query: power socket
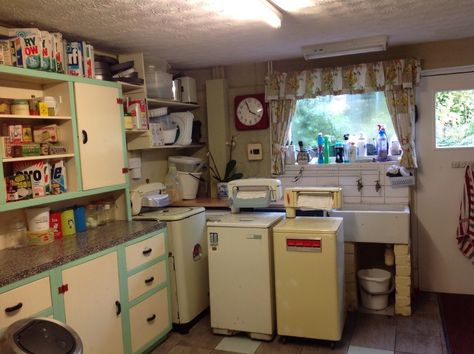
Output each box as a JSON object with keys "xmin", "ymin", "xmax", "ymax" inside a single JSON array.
[{"xmin": 247, "ymin": 143, "xmax": 262, "ymax": 160}]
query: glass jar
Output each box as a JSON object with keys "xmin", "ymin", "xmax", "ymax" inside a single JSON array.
[
  {"xmin": 97, "ymin": 204, "xmax": 106, "ymax": 226},
  {"xmin": 103, "ymin": 202, "xmax": 115, "ymax": 223},
  {"xmin": 11, "ymin": 99, "xmax": 29, "ymax": 116},
  {"xmin": 86, "ymin": 204, "xmax": 99, "ymax": 228},
  {"xmin": 6, "ymin": 219, "xmax": 28, "ymax": 248}
]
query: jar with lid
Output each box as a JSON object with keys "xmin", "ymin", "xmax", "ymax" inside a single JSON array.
[
  {"xmin": 103, "ymin": 202, "xmax": 115, "ymax": 223},
  {"xmin": 11, "ymin": 99, "xmax": 29, "ymax": 116},
  {"xmin": 6, "ymin": 218, "xmax": 28, "ymax": 248},
  {"xmin": 86, "ymin": 204, "xmax": 99, "ymax": 228},
  {"xmin": 97, "ymin": 204, "xmax": 106, "ymax": 226}
]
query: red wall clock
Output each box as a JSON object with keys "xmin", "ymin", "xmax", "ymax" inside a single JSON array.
[{"xmin": 234, "ymin": 93, "xmax": 269, "ymax": 131}]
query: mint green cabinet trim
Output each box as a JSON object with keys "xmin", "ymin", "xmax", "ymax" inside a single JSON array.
[
  {"xmin": 118, "ymin": 85, "xmax": 132, "ymax": 221},
  {"xmin": 134, "ymin": 324, "xmax": 173, "ymax": 354},
  {"xmin": 128, "ymin": 281, "xmax": 169, "ymax": 308},
  {"xmin": 33, "ymin": 307, "xmax": 54, "ymax": 319},
  {"xmin": 117, "ymin": 240, "xmax": 133, "ymax": 354},
  {"xmin": 0, "ymin": 271, "xmax": 50, "ymax": 294},
  {"xmin": 69, "ymin": 81, "xmax": 83, "ymax": 192},
  {"xmin": 0, "ymin": 156, "xmax": 5, "ymax": 204},
  {"xmin": 0, "ymin": 184, "xmax": 128, "ymax": 212},
  {"xmin": 49, "ymin": 268, "xmax": 66, "ymax": 323},
  {"xmin": 126, "ymin": 254, "xmax": 168, "ymax": 278}
]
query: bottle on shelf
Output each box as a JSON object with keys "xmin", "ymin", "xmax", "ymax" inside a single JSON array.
[
  {"xmin": 296, "ymin": 141, "xmax": 310, "ymax": 165},
  {"xmin": 343, "ymin": 134, "xmax": 350, "ymax": 163},
  {"xmin": 334, "ymin": 141, "xmax": 344, "ymax": 163},
  {"xmin": 377, "ymin": 125, "xmax": 388, "ymax": 161},
  {"xmin": 357, "ymin": 132, "xmax": 367, "ymax": 159},
  {"xmin": 323, "ymin": 135, "xmax": 330, "ymax": 164},
  {"xmin": 390, "ymin": 135, "xmax": 401, "ymax": 156},
  {"xmin": 317, "ymin": 133, "xmax": 324, "ymax": 164},
  {"xmin": 348, "ymin": 142, "xmax": 357, "ymax": 162}
]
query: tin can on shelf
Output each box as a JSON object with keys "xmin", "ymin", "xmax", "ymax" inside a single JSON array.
[{"xmin": 11, "ymin": 99, "xmax": 29, "ymax": 116}]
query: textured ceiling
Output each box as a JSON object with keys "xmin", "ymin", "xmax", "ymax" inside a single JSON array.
[{"xmin": 0, "ymin": 0, "xmax": 473, "ymax": 69}]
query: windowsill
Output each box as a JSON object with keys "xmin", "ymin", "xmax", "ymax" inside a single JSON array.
[{"xmin": 284, "ymin": 157, "xmax": 400, "ymax": 172}]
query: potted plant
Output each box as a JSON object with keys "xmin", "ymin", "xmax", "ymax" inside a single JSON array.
[{"xmin": 207, "ymin": 136, "xmax": 243, "ymax": 199}]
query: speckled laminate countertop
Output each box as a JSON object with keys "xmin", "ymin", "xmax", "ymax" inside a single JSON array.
[{"xmin": 0, "ymin": 220, "xmax": 165, "ymax": 288}]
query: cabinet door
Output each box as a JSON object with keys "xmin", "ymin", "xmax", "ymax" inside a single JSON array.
[
  {"xmin": 74, "ymin": 82, "xmax": 126, "ymax": 190},
  {"xmin": 62, "ymin": 252, "xmax": 123, "ymax": 354}
]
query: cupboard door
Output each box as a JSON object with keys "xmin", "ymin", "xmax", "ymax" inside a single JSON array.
[
  {"xmin": 62, "ymin": 252, "xmax": 123, "ymax": 354},
  {"xmin": 74, "ymin": 82, "xmax": 126, "ymax": 190}
]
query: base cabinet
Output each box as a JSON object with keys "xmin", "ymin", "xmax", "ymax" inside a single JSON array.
[{"xmin": 62, "ymin": 252, "xmax": 124, "ymax": 354}]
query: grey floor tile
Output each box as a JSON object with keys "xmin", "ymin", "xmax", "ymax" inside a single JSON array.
[
  {"xmin": 395, "ymin": 332, "xmax": 443, "ymax": 354},
  {"xmin": 350, "ymin": 313, "xmax": 396, "ymax": 351},
  {"xmin": 396, "ymin": 312, "xmax": 443, "ymax": 337},
  {"xmin": 166, "ymin": 345, "xmax": 214, "ymax": 354}
]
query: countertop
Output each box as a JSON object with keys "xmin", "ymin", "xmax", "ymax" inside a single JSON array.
[
  {"xmin": 0, "ymin": 220, "xmax": 165, "ymax": 288},
  {"xmin": 171, "ymin": 198, "xmax": 285, "ymax": 209}
]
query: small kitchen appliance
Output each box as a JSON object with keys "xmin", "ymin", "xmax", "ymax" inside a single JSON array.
[
  {"xmin": 131, "ymin": 183, "xmax": 208, "ymax": 333},
  {"xmin": 207, "ymin": 178, "xmax": 284, "ymax": 340},
  {"xmin": 273, "ymin": 186, "xmax": 345, "ymax": 345}
]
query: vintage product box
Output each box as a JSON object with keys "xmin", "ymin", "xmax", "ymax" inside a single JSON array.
[
  {"xmin": 13, "ymin": 160, "xmax": 51, "ymax": 197},
  {"xmin": 12, "ymin": 143, "xmax": 41, "ymax": 158},
  {"xmin": 5, "ymin": 173, "xmax": 33, "ymax": 202},
  {"xmin": 83, "ymin": 42, "xmax": 95, "ymax": 78},
  {"xmin": 0, "ymin": 40, "xmax": 13, "ymax": 66},
  {"xmin": 51, "ymin": 160, "xmax": 67, "ymax": 194},
  {"xmin": 128, "ymin": 100, "xmax": 148, "ymax": 130},
  {"xmin": 9, "ymin": 28, "xmax": 42, "ymax": 70},
  {"xmin": 40, "ymin": 31, "xmax": 52, "ymax": 71},
  {"xmin": 9, "ymin": 125, "xmax": 23, "ymax": 144},
  {"xmin": 66, "ymin": 41, "xmax": 84, "ymax": 76},
  {"xmin": 51, "ymin": 33, "xmax": 64, "ymax": 73},
  {"xmin": 33, "ymin": 124, "xmax": 58, "ymax": 143}
]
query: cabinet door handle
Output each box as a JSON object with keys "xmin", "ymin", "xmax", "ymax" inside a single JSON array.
[
  {"xmin": 146, "ymin": 314, "xmax": 156, "ymax": 323},
  {"xmin": 82, "ymin": 130, "xmax": 88, "ymax": 144},
  {"xmin": 142, "ymin": 248, "xmax": 152, "ymax": 256},
  {"xmin": 144, "ymin": 276, "xmax": 155, "ymax": 285},
  {"xmin": 115, "ymin": 300, "xmax": 121, "ymax": 316},
  {"xmin": 5, "ymin": 302, "xmax": 23, "ymax": 314}
]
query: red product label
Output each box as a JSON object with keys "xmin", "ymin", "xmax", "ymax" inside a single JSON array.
[
  {"xmin": 50, "ymin": 211, "xmax": 63, "ymax": 239},
  {"xmin": 286, "ymin": 238, "xmax": 321, "ymax": 248}
]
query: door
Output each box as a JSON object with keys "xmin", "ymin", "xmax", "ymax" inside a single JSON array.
[
  {"xmin": 416, "ymin": 69, "xmax": 474, "ymax": 294},
  {"xmin": 62, "ymin": 252, "xmax": 123, "ymax": 354},
  {"xmin": 74, "ymin": 82, "xmax": 126, "ymax": 190}
]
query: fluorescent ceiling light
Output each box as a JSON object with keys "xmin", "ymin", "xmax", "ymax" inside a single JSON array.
[
  {"xmin": 302, "ymin": 36, "xmax": 388, "ymax": 60},
  {"xmin": 204, "ymin": 0, "xmax": 282, "ymax": 28},
  {"xmin": 270, "ymin": 0, "xmax": 316, "ymax": 12}
]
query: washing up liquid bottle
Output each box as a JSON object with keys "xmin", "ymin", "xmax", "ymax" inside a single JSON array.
[
  {"xmin": 323, "ymin": 135, "xmax": 330, "ymax": 164},
  {"xmin": 377, "ymin": 125, "xmax": 388, "ymax": 161},
  {"xmin": 357, "ymin": 132, "xmax": 367, "ymax": 159},
  {"xmin": 317, "ymin": 133, "xmax": 324, "ymax": 164},
  {"xmin": 343, "ymin": 134, "xmax": 350, "ymax": 163}
]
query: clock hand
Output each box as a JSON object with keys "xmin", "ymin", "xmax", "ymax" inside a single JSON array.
[{"xmin": 245, "ymin": 101, "xmax": 258, "ymax": 116}]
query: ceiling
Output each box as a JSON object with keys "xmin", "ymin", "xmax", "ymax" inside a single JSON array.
[{"xmin": 1, "ymin": 0, "xmax": 474, "ymax": 70}]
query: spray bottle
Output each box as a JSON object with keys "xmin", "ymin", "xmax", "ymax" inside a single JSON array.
[
  {"xmin": 377, "ymin": 125, "xmax": 388, "ymax": 161},
  {"xmin": 317, "ymin": 133, "xmax": 324, "ymax": 164}
]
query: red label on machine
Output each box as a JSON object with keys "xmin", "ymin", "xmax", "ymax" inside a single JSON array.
[{"xmin": 286, "ymin": 238, "xmax": 321, "ymax": 252}]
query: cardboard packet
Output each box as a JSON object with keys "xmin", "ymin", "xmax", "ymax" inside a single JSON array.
[
  {"xmin": 83, "ymin": 43, "xmax": 95, "ymax": 78},
  {"xmin": 52, "ymin": 33, "xmax": 64, "ymax": 73},
  {"xmin": 5, "ymin": 173, "xmax": 33, "ymax": 202},
  {"xmin": 33, "ymin": 124, "xmax": 58, "ymax": 143},
  {"xmin": 13, "ymin": 160, "xmax": 51, "ymax": 197},
  {"xmin": 66, "ymin": 41, "xmax": 84, "ymax": 76},
  {"xmin": 9, "ymin": 28, "xmax": 42, "ymax": 70},
  {"xmin": 0, "ymin": 40, "xmax": 13, "ymax": 66},
  {"xmin": 51, "ymin": 160, "xmax": 67, "ymax": 194},
  {"xmin": 40, "ymin": 31, "xmax": 52, "ymax": 71}
]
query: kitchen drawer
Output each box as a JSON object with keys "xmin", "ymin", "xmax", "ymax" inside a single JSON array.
[
  {"xmin": 0, "ymin": 277, "xmax": 51, "ymax": 330},
  {"xmin": 128, "ymin": 260, "xmax": 167, "ymax": 301},
  {"xmin": 125, "ymin": 232, "xmax": 165, "ymax": 271},
  {"xmin": 130, "ymin": 287, "xmax": 170, "ymax": 353}
]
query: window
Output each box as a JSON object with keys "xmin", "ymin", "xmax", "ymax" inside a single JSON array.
[
  {"xmin": 435, "ymin": 89, "xmax": 474, "ymax": 148},
  {"xmin": 289, "ymin": 92, "xmax": 396, "ymax": 160}
]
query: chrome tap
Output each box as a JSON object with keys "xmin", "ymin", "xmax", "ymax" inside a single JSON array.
[
  {"xmin": 375, "ymin": 180, "xmax": 381, "ymax": 192},
  {"xmin": 357, "ymin": 178, "xmax": 363, "ymax": 192}
]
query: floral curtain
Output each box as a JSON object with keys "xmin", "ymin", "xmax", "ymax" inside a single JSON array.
[
  {"xmin": 266, "ymin": 58, "xmax": 421, "ymax": 172},
  {"xmin": 269, "ymin": 99, "xmax": 296, "ymax": 175}
]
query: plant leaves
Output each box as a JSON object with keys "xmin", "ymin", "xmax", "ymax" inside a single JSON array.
[
  {"xmin": 224, "ymin": 160, "xmax": 237, "ymax": 179},
  {"xmin": 226, "ymin": 173, "xmax": 243, "ymax": 182}
]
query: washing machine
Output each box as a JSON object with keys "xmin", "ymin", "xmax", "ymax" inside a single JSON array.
[
  {"xmin": 273, "ymin": 216, "xmax": 345, "ymax": 342},
  {"xmin": 134, "ymin": 206, "xmax": 208, "ymax": 332},
  {"xmin": 207, "ymin": 212, "xmax": 284, "ymax": 340}
]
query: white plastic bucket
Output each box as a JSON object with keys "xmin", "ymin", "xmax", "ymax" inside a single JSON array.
[
  {"xmin": 177, "ymin": 171, "xmax": 201, "ymax": 199},
  {"xmin": 24, "ymin": 207, "xmax": 50, "ymax": 232},
  {"xmin": 357, "ymin": 268, "xmax": 393, "ymax": 310}
]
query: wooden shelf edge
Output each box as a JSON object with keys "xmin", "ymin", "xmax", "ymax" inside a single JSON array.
[
  {"xmin": 0, "ymin": 114, "xmax": 72, "ymax": 120},
  {"xmin": 2, "ymin": 153, "xmax": 75, "ymax": 163},
  {"xmin": 127, "ymin": 143, "xmax": 205, "ymax": 151}
]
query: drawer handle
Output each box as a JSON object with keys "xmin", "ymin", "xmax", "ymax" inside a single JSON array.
[
  {"xmin": 144, "ymin": 276, "xmax": 155, "ymax": 285},
  {"xmin": 142, "ymin": 248, "xmax": 152, "ymax": 256},
  {"xmin": 115, "ymin": 300, "xmax": 121, "ymax": 316},
  {"xmin": 82, "ymin": 130, "xmax": 88, "ymax": 144},
  {"xmin": 147, "ymin": 314, "xmax": 156, "ymax": 323},
  {"xmin": 5, "ymin": 302, "xmax": 23, "ymax": 314}
]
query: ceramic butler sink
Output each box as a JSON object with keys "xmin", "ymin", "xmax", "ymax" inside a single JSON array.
[{"xmin": 329, "ymin": 204, "xmax": 410, "ymax": 244}]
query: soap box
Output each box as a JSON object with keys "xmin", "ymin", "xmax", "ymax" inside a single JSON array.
[
  {"xmin": 33, "ymin": 124, "xmax": 58, "ymax": 143},
  {"xmin": 51, "ymin": 33, "xmax": 64, "ymax": 73},
  {"xmin": 83, "ymin": 42, "xmax": 95, "ymax": 78},
  {"xmin": 9, "ymin": 28, "xmax": 42, "ymax": 70},
  {"xmin": 40, "ymin": 31, "xmax": 52, "ymax": 71},
  {"xmin": 51, "ymin": 160, "xmax": 67, "ymax": 194},
  {"xmin": 66, "ymin": 41, "xmax": 84, "ymax": 76},
  {"xmin": 13, "ymin": 160, "xmax": 51, "ymax": 197}
]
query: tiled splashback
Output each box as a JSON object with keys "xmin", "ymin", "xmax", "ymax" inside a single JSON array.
[{"xmin": 279, "ymin": 162, "xmax": 410, "ymax": 205}]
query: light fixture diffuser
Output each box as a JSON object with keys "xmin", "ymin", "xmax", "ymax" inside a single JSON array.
[{"xmin": 302, "ymin": 36, "xmax": 388, "ymax": 60}]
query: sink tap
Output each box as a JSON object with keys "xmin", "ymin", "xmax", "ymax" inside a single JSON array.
[
  {"xmin": 375, "ymin": 180, "xmax": 381, "ymax": 192},
  {"xmin": 357, "ymin": 178, "xmax": 363, "ymax": 192}
]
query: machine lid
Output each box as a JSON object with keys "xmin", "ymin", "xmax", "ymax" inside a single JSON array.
[
  {"xmin": 13, "ymin": 319, "xmax": 77, "ymax": 354},
  {"xmin": 206, "ymin": 212, "xmax": 284, "ymax": 228},
  {"xmin": 273, "ymin": 217, "xmax": 342, "ymax": 234},
  {"xmin": 134, "ymin": 207, "xmax": 205, "ymax": 221}
]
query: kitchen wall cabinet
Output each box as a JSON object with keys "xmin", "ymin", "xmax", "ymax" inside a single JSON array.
[
  {"xmin": 61, "ymin": 251, "xmax": 124, "ymax": 354},
  {"xmin": 0, "ymin": 65, "xmax": 130, "ymax": 219},
  {"xmin": 74, "ymin": 82, "xmax": 126, "ymax": 189}
]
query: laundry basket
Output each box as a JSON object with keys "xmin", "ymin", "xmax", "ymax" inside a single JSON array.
[{"xmin": 357, "ymin": 268, "xmax": 394, "ymax": 310}]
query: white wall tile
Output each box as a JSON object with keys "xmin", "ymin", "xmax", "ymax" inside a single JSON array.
[
  {"xmin": 384, "ymin": 197, "xmax": 409, "ymax": 204},
  {"xmin": 385, "ymin": 186, "xmax": 409, "ymax": 197},
  {"xmin": 361, "ymin": 196, "xmax": 385, "ymax": 204}
]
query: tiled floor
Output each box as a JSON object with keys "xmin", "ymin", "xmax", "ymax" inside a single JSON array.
[{"xmin": 150, "ymin": 292, "xmax": 447, "ymax": 354}]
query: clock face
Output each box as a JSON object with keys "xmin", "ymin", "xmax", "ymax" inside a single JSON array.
[{"xmin": 236, "ymin": 97, "xmax": 264, "ymax": 126}]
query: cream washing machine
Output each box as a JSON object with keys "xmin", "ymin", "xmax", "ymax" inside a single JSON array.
[
  {"xmin": 207, "ymin": 212, "xmax": 284, "ymax": 340},
  {"xmin": 134, "ymin": 207, "xmax": 209, "ymax": 332},
  {"xmin": 273, "ymin": 217, "xmax": 345, "ymax": 343}
]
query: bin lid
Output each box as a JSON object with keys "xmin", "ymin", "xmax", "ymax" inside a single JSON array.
[{"xmin": 12, "ymin": 319, "xmax": 79, "ymax": 354}]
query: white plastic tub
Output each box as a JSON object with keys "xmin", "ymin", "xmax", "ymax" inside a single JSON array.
[
  {"xmin": 357, "ymin": 268, "xmax": 393, "ymax": 310},
  {"xmin": 177, "ymin": 171, "xmax": 201, "ymax": 199}
]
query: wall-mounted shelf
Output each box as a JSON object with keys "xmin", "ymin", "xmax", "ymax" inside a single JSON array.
[
  {"xmin": 118, "ymin": 81, "xmax": 144, "ymax": 94},
  {"xmin": 3, "ymin": 153, "xmax": 75, "ymax": 163},
  {"xmin": 146, "ymin": 97, "xmax": 199, "ymax": 111},
  {"xmin": 0, "ymin": 114, "xmax": 72, "ymax": 121},
  {"xmin": 127, "ymin": 142, "xmax": 205, "ymax": 151}
]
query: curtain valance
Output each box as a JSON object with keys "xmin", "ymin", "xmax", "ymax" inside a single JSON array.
[{"xmin": 266, "ymin": 58, "xmax": 421, "ymax": 100}]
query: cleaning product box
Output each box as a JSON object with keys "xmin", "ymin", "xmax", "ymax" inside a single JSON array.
[
  {"xmin": 9, "ymin": 28, "xmax": 42, "ymax": 70},
  {"xmin": 13, "ymin": 160, "xmax": 51, "ymax": 197},
  {"xmin": 83, "ymin": 42, "xmax": 95, "ymax": 78},
  {"xmin": 33, "ymin": 124, "xmax": 59, "ymax": 143},
  {"xmin": 5, "ymin": 173, "xmax": 33, "ymax": 202},
  {"xmin": 0, "ymin": 40, "xmax": 13, "ymax": 66},
  {"xmin": 66, "ymin": 41, "xmax": 84, "ymax": 76},
  {"xmin": 51, "ymin": 160, "xmax": 67, "ymax": 194},
  {"xmin": 52, "ymin": 33, "xmax": 64, "ymax": 73},
  {"xmin": 40, "ymin": 31, "xmax": 52, "ymax": 71}
]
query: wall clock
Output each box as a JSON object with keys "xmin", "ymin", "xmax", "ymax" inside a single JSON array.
[{"xmin": 234, "ymin": 93, "xmax": 269, "ymax": 131}]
